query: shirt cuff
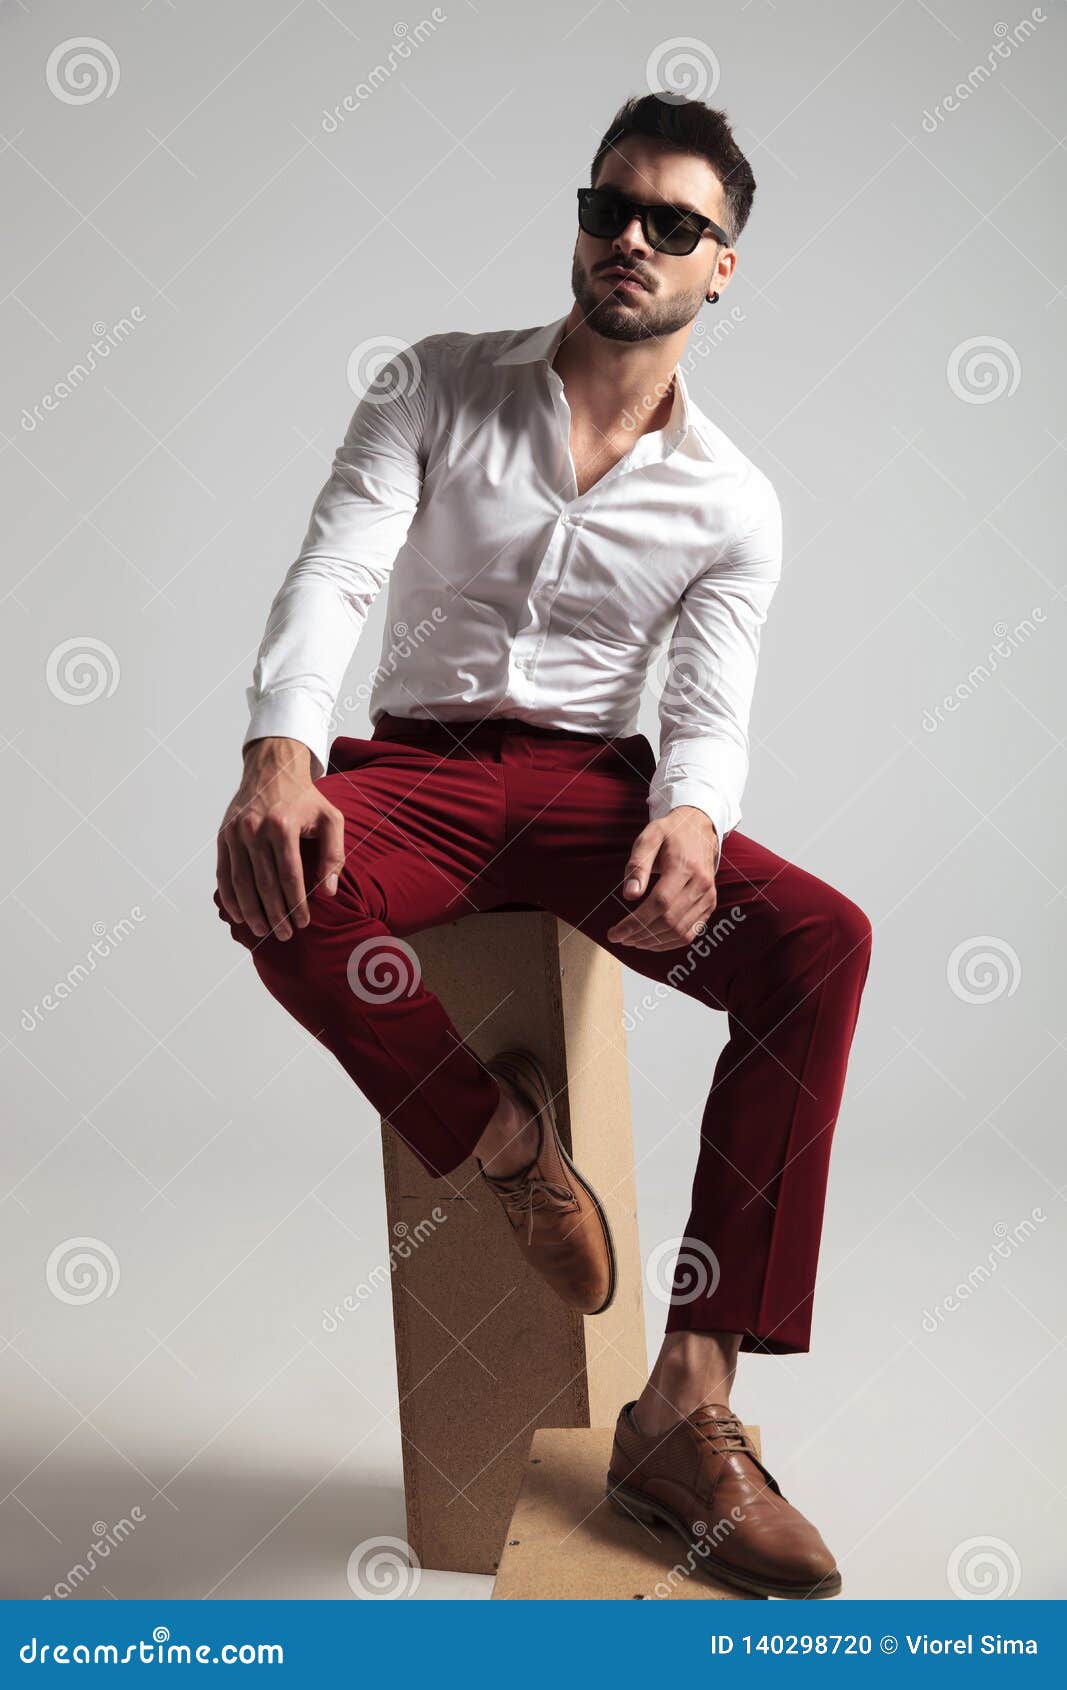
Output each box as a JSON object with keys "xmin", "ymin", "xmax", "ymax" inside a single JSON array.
[
  {"xmin": 242, "ymin": 690, "xmax": 331, "ymax": 780},
  {"xmin": 647, "ymin": 775, "xmax": 732, "ymax": 847}
]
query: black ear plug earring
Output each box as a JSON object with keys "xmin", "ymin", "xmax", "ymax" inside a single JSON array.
[{"xmin": 707, "ymin": 290, "xmax": 720, "ymax": 304}]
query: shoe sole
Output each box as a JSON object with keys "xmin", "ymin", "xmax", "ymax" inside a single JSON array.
[
  {"xmin": 489, "ymin": 1047, "xmax": 617, "ymax": 1316},
  {"xmin": 605, "ymin": 1481, "xmax": 842, "ymax": 1601}
]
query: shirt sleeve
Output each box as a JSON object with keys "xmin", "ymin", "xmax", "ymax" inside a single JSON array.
[
  {"xmin": 242, "ymin": 340, "xmax": 431, "ymax": 777},
  {"xmin": 647, "ymin": 470, "xmax": 783, "ymax": 844}
]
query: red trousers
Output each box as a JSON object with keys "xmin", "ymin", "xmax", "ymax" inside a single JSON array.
[{"xmin": 216, "ymin": 713, "xmax": 872, "ymax": 1354}]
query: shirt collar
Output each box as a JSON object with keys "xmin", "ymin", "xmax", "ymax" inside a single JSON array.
[
  {"xmin": 495, "ymin": 313, "xmax": 691, "ymax": 456},
  {"xmin": 493, "ymin": 314, "xmax": 569, "ymax": 368}
]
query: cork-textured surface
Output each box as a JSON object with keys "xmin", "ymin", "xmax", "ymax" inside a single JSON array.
[
  {"xmin": 381, "ymin": 910, "xmax": 649, "ymax": 1576},
  {"xmin": 492, "ymin": 1425, "xmax": 764, "ymax": 1601}
]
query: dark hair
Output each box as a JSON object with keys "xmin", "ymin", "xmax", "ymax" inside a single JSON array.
[{"xmin": 590, "ymin": 94, "xmax": 756, "ymax": 246}]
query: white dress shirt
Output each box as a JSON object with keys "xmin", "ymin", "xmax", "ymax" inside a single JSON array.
[{"xmin": 244, "ymin": 312, "xmax": 783, "ymax": 842}]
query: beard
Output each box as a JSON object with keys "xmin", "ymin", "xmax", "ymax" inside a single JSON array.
[{"xmin": 570, "ymin": 254, "xmax": 707, "ymax": 343}]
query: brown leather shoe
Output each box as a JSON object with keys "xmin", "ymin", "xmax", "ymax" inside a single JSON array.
[
  {"xmin": 477, "ymin": 1048, "xmax": 616, "ymax": 1315},
  {"xmin": 607, "ymin": 1399, "xmax": 841, "ymax": 1599}
]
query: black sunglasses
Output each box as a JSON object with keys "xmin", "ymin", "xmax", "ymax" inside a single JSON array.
[{"xmin": 576, "ymin": 186, "xmax": 729, "ymax": 256}]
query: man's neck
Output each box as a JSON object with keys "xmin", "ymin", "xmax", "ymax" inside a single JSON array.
[{"xmin": 551, "ymin": 305, "xmax": 690, "ymax": 440}]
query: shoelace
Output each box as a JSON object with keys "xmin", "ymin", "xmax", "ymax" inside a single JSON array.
[
  {"xmin": 690, "ymin": 1410, "xmax": 754, "ymax": 1455},
  {"xmin": 497, "ymin": 1176, "xmax": 574, "ymax": 1244}
]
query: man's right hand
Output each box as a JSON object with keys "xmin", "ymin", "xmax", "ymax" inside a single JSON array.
[{"xmin": 215, "ymin": 737, "xmax": 345, "ymax": 942}]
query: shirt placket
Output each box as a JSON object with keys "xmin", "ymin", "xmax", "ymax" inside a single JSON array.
[{"xmin": 508, "ymin": 366, "xmax": 662, "ymax": 698}]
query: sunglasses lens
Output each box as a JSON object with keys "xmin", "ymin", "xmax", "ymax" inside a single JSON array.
[
  {"xmin": 646, "ymin": 206, "xmax": 703, "ymax": 255},
  {"xmin": 580, "ymin": 189, "xmax": 625, "ymax": 238},
  {"xmin": 580, "ymin": 190, "xmax": 704, "ymax": 255}
]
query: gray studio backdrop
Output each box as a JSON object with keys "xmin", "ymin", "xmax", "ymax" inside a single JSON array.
[{"xmin": 2, "ymin": 0, "xmax": 1064, "ymax": 1602}]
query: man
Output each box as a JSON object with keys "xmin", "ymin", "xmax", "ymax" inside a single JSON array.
[{"xmin": 214, "ymin": 93, "xmax": 872, "ymax": 1600}]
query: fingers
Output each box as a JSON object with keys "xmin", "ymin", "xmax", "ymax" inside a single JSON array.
[
  {"xmin": 620, "ymin": 830, "xmax": 660, "ymax": 898},
  {"xmin": 271, "ymin": 799, "xmax": 345, "ymax": 931},
  {"xmin": 247, "ymin": 810, "xmax": 303, "ymax": 940},
  {"xmin": 608, "ymin": 869, "xmax": 717, "ymax": 950},
  {"xmin": 618, "ymin": 908, "xmax": 715, "ymax": 951},
  {"xmin": 316, "ymin": 804, "xmax": 346, "ymax": 898},
  {"xmin": 268, "ymin": 823, "xmax": 309, "ymax": 934},
  {"xmin": 613, "ymin": 897, "xmax": 714, "ymax": 949},
  {"xmin": 221, "ymin": 809, "xmax": 293, "ymax": 940},
  {"xmin": 216, "ymin": 838, "xmax": 242, "ymax": 927},
  {"xmin": 226, "ymin": 828, "xmax": 272, "ymax": 938},
  {"xmin": 216, "ymin": 785, "xmax": 348, "ymax": 943},
  {"xmin": 608, "ymin": 816, "xmax": 719, "ymax": 950}
]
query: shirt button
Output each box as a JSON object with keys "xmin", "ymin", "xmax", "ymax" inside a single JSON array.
[{"xmin": 559, "ymin": 510, "xmax": 570, "ymax": 526}]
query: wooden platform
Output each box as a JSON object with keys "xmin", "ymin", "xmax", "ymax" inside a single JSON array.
[
  {"xmin": 381, "ymin": 910, "xmax": 649, "ymax": 1576},
  {"xmin": 492, "ymin": 1426, "xmax": 765, "ymax": 1601}
]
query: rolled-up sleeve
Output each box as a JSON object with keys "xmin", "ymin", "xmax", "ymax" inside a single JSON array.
[
  {"xmin": 243, "ymin": 340, "xmax": 431, "ymax": 776},
  {"xmin": 647, "ymin": 470, "xmax": 783, "ymax": 844}
]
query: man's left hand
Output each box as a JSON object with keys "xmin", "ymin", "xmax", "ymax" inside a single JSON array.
[{"xmin": 606, "ymin": 806, "xmax": 720, "ymax": 951}]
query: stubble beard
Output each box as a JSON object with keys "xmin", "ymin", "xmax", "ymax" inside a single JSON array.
[{"xmin": 570, "ymin": 255, "xmax": 707, "ymax": 344}]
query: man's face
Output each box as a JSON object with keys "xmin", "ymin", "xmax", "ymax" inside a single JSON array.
[{"xmin": 571, "ymin": 136, "xmax": 729, "ymax": 344}]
